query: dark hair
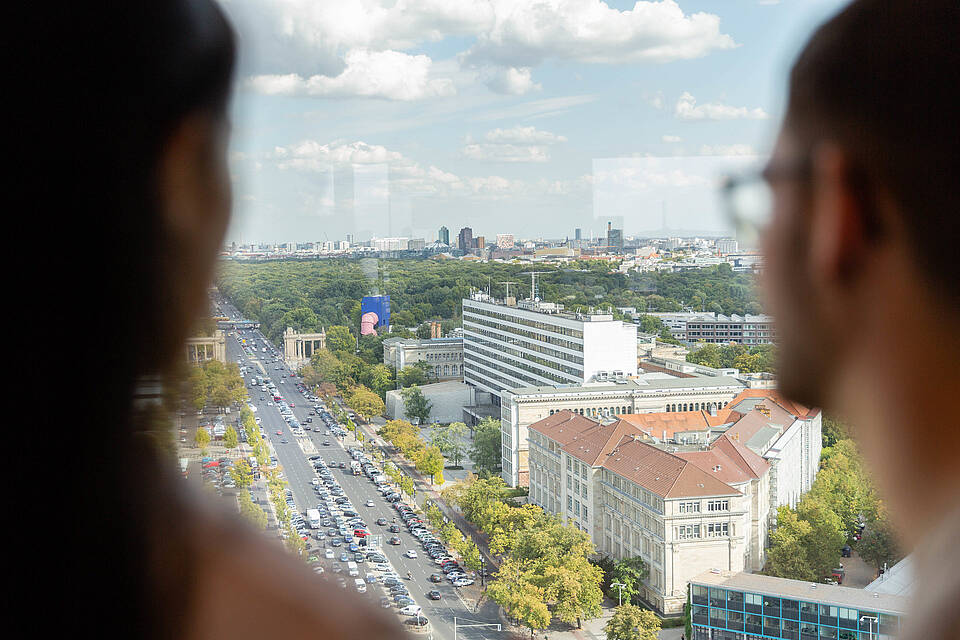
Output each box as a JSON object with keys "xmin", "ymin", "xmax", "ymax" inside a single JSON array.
[
  {"xmin": 15, "ymin": 2, "xmax": 235, "ymax": 637},
  {"xmin": 785, "ymin": 0, "xmax": 959, "ymax": 302}
]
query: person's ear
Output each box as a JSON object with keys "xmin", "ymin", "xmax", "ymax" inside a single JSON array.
[{"xmin": 807, "ymin": 143, "xmax": 869, "ymax": 292}]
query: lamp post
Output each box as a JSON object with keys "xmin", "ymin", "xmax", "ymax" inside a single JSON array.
[
  {"xmin": 860, "ymin": 615, "xmax": 878, "ymax": 640},
  {"xmin": 611, "ymin": 582, "xmax": 627, "ymax": 607}
]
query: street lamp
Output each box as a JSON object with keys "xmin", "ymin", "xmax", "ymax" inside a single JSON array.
[
  {"xmin": 860, "ymin": 615, "xmax": 877, "ymax": 639},
  {"xmin": 611, "ymin": 582, "xmax": 627, "ymax": 607}
]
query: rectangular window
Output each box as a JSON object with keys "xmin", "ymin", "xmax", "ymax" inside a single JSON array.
[
  {"xmin": 582, "ymin": 505, "xmax": 588, "ymax": 520},
  {"xmin": 707, "ymin": 499, "xmax": 729, "ymax": 512},
  {"xmin": 679, "ymin": 501, "xmax": 700, "ymax": 513}
]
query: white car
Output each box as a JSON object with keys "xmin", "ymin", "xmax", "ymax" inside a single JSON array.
[
  {"xmin": 325, "ymin": 549, "xmax": 335, "ymax": 559},
  {"xmin": 403, "ymin": 550, "xmax": 418, "ymax": 559},
  {"xmin": 452, "ymin": 578, "xmax": 474, "ymax": 587},
  {"xmin": 365, "ymin": 500, "xmax": 375, "ymax": 507},
  {"xmin": 399, "ymin": 605, "xmax": 423, "ymax": 617}
]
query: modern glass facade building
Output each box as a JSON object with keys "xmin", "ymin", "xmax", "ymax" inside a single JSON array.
[{"xmin": 690, "ymin": 570, "xmax": 907, "ymax": 640}]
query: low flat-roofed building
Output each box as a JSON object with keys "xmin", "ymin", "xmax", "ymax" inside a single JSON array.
[{"xmin": 689, "ymin": 569, "xmax": 908, "ymax": 639}]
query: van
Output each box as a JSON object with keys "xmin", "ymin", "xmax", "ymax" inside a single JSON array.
[
  {"xmin": 347, "ymin": 561, "xmax": 359, "ymax": 577},
  {"xmin": 354, "ymin": 578, "xmax": 367, "ymax": 593}
]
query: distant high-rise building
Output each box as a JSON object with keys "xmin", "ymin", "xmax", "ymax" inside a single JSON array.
[
  {"xmin": 457, "ymin": 226, "xmax": 473, "ymax": 252},
  {"xmin": 575, "ymin": 228, "xmax": 582, "ymax": 241},
  {"xmin": 607, "ymin": 221, "xmax": 624, "ymax": 253},
  {"xmin": 408, "ymin": 238, "xmax": 426, "ymax": 251},
  {"xmin": 716, "ymin": 238, "xmax": 738, "ymax": 255},
  {"xmin": 496, "ymin": 233, "xmax": 515, "ymax": 248},
  {"xmin": 475, "ymin": 236, "xmax": 485, "ymax": 249},
  {"xmin": 438, "ymin": 226, "xmax": 450, "ymax": 245}
]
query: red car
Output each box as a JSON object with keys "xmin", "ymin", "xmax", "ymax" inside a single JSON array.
[
  {"xmin": 276, "ymin": 430, "xmax": 282, "ymax": 435},
  {"xmin": 289, "ymin": 402, "xmax": 295, "ymax": 408}
]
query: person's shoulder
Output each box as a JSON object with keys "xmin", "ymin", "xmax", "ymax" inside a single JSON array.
[{"xmin": 181, "ymin": 494, "xmax": 402, "ymax": 639}]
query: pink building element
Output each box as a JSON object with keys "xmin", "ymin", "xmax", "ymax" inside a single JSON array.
[{"xmin": 360, "ymin": 312, "xmax": 379, "ymax": 336}]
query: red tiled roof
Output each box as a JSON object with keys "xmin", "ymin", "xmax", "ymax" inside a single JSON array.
[
  {"xmin": 618, "ymin": 410, "xmax": 740, "ymax": 438},
  {"xmin": 726, "ymin": 389, "xmax": 813, "ymax": 419},
  {"xmin": 529, "ymin": 414, "xmax": 745, "ymax": 499}
]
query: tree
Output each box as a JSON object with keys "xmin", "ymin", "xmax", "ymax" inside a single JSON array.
[
  {"xmin": 223, "ymin": 425, "xmax": 238, "ymax": 449},
  {"xmin": 362, "ymin": 363, "xmax": 394, "ymax": 399},
  {"xmin": 605, "ymin": 605, "xmax": 661, "ymax": 640},
  {"xmin": 238, "ymin": 490, "xmax": 267, "ymax": 529},
  {"xmin": 194, "ymin": 427, "xmax": 211, "ymax": 449},
  {"xmin": 401, "ymin": 385, "xmax": 432, "ymax": 424},
  {"xmin": 609, "ymin": 557, "xmax": 649, "ymax": 605},
  {"xmin": 346, "ymin": 385, "xmax": 385, "ymax": 419},
  {"xmin": 325, "ymin": 325, "xmax": 355, "ymax": 353},
  {"xmin": 858, "ymin": 508, "xmax": 901, "ymax": 573},
  {"xmin": 488, "ymin": 568, "xmax": 551, "ymax": 638},
  {"xmin": 413, "ymin": 446, "xmax": 445, "ymax": 484},
  {"xmin": 431, "ymin": 421, "xmax": 467, "ymax": 467},
  {"xmin": 232, "ymin": 458, "xmax": 253, "ymax": 489},
  {"xmin": 470, "ymin": 417, "xmax": 502, "ymax": 474},
  {"xmin": 397, "ymin": 365, "xmax": 427, "ymax": 388}
]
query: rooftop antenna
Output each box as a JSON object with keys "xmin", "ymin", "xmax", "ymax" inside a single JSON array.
[
  {"xmin": 499, "ymin": 281, "xmax": 521, "ymax": 300},
  {"xmin": 521, "ymin": 271, "xmax": 548, "ymax": 301}
]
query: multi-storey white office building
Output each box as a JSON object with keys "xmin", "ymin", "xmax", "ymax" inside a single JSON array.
[{"xmin": 462, "ymin": 295, "xmax": 638, "ymax": 396}]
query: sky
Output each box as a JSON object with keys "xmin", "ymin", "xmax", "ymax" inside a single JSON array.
[{"xmin": 221, "ymin": 0, "xmax": 849, "ymax": 244}]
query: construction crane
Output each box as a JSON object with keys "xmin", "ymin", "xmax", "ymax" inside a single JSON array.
[{"xmin": 520, "ymin": 271, "xmax": 548, "ymax": 301}]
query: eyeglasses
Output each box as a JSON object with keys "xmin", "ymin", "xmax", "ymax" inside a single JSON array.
[{"xmin": 720, "ymin": 159, "xmax": 811, "ymax": 247}]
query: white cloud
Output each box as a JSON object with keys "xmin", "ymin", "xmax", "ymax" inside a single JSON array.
[
  {"xmin": 463, "ymin": 143, "xmax": 552, "ymax": 163},
  {"xmin": 662, "ymin": 134, "xmax": 682, "ymax": 143},
  {"xmin": 484, "ymin": 126, "xmax": 567, "ymax": 145},
  {"xmin": 245, "ymin": 49, "xmax": 455, "ymax": 101},
  {"xmin": 462, "ymin": 125, "xmax": 567, "ymax": 163},
  {"xmin": 463, "ymin": 0, "xmax": 736, "ymax": 68},
  {"xmin": 699, "ymin": 144, "xmax": 757, "ymax": 156},
  {"xmin": 271, "ymin": 140, "xmax": 406, "ymax": 171},
  {"xmin": 480, "ymin": 66, "xmax": 541, "ymax": 95},
  {"xmin": 228, "ymin": 1, "xmax": 736, "ymax": 97},
  {"xmin": 674, "ymin": 92, "xmax": 768, "ymax": 120}
]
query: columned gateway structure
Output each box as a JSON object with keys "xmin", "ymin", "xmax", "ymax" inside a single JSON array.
[
  {"xmin": 186, "ymin": 330, "xmax": 226, "ymax": 364},
  {"xmin": 283, "ymin": 327, "xmax": 326, "ymax": 369}
]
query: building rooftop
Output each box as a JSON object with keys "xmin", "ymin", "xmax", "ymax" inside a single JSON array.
[
  {"xmin": 691, "ymin": 570, "xmax": 910, "ymax": 615},
  {"xmin": 508, "ymin": 375, "xmax": 744, "ymax": 396},
  {"xmin": 464, "ymin": 295, "xmax": 621, "ymax": 323},
  {"xmin": 529, "ymin": 411, "xmax": 754, "ymax": 499},
  {"xmin": 864, "ymin": 556, "xmax": 914, "ymax": 597},
  {"xmin": 381, "ymin": 336, "xmax": 463, "ymax": 347}
]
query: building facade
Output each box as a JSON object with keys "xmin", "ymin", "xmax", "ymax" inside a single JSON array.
[
  {"xmin": 647, "ymin": 312, "xmax": 776, "ymax": 345},
  {"xmin": 527, "ymin": 412, "xmax": 770, "ymax": 615},
  {"xmin": 457, "ymin": 227, "xmax": 473, "ymax": 252},
  {"xmin": 462, "ymin": 295, "xmax": 638, "ymax": 401},
  {"xmin": 499, "ymin": 376, "xmax": 745, "ymax": 486},
  {"xmin": 438, "ymin": 226, "xmax": 450, "ymax": 245},
  {"xmin": 382, "ymin": 336, "xmax": 464, "ymax": 381},
  {"xmin": 282, "ymin": 327, "xmax": 326, "ymax": 369},
  {"xmin": 689, "ymin": 570, "xmax": 907, "ymax": 640}
]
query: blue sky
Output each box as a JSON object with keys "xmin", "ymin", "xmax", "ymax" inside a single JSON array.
[{"xmin": 222, "ymin": 0, "xmax": 848, "ymax": 244}]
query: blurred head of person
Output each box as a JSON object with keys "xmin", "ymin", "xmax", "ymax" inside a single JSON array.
[
  {"xmin": 16, "ymin": 1, "xmax": 236, "ymax": 637},
  {"xmin": 760, "ymin": 0, "xmax": 958, "ymax": 536}
]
